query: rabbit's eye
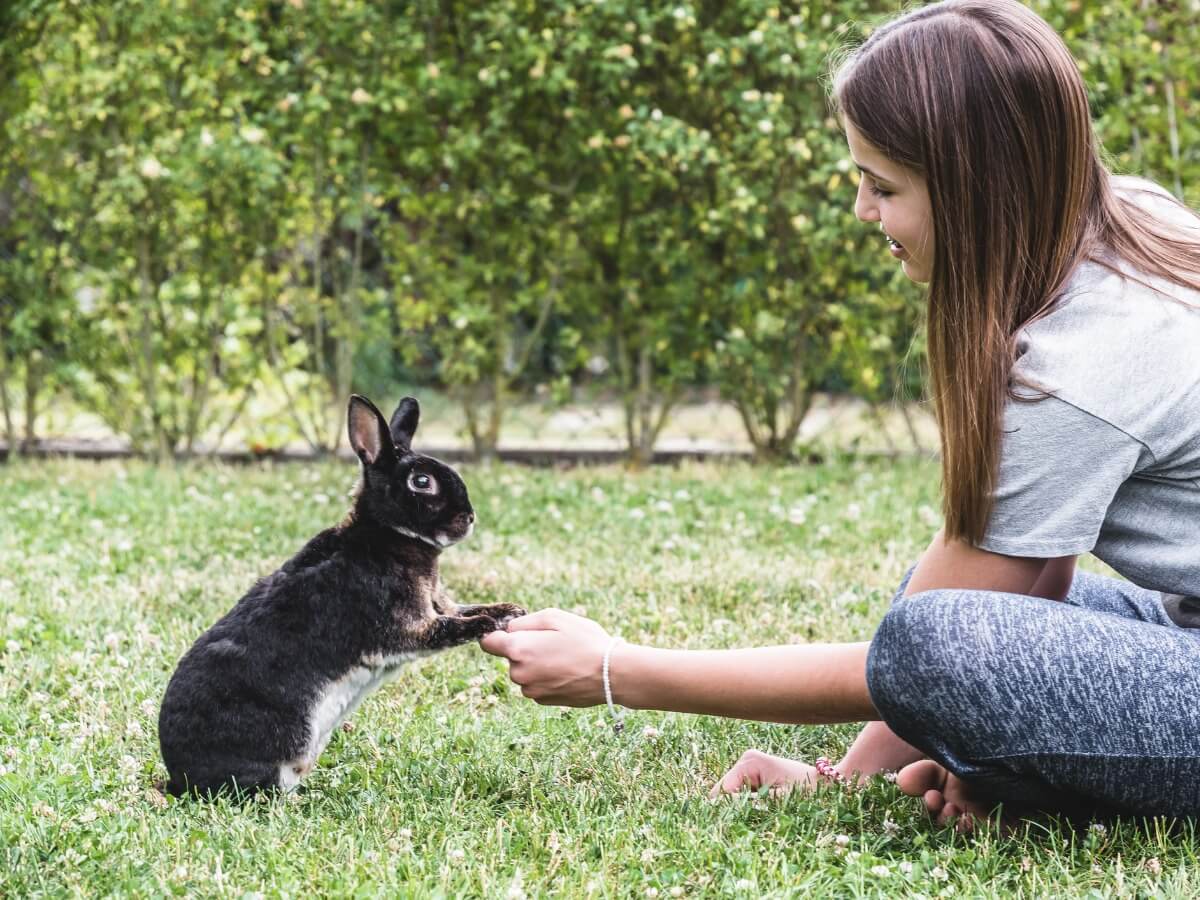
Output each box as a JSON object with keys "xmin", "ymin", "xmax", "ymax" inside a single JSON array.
[{"xmin": 407, "ymin": 472, "xmax": 438, "ymax": 495}]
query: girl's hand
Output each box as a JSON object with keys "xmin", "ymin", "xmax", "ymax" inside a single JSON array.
[
  {"xmin": 710, "ymin": 749, "xmax": 823, "ymax": 798},
  {"xmin": 479, "ymin": 608, "xmax": 614, "ymax": 707}
]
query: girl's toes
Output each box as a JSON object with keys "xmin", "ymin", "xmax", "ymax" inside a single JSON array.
[
  {"xmin": 923, "ymin": 789, "xmax": 946, "ymax": 816},
  {"xmin": 897, "ymin": 759, "xmax": 948, "ymax": 798},
  {"xmin": 938, "ymin": 801, "xmax": 961, "ymax": 827}
]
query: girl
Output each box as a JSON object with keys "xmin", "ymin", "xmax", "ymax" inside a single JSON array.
[{"xmin": 482, "ymin": 0, "xmax": 1200, "ymax": 829}]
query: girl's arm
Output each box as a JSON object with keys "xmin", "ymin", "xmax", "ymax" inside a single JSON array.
[{"xmin": 480, "ymin": 610, "xmax": 878, "ymax": 724}]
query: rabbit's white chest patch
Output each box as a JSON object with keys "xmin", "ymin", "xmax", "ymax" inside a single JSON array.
[{"xmin": 279, "ymin": 651, "xmax": 433, "ymax": 790}]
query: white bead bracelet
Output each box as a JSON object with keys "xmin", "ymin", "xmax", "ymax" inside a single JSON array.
[{"xmin": 602, "ymin": 637, "xmax": 626, "ymax": 735}]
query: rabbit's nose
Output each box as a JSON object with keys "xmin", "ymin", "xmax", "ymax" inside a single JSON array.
[{"xmin": 466, "ymin": 511, "xmax": 475, "ymax": 525}]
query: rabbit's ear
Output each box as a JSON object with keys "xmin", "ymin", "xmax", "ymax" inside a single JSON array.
[
  {"xmin": 348, "ymin": 395, "xmax": 395, "ymax": 466},
  {"xmin": 389, "ymin": 397, "xmax": 420, "ymax": 453}
]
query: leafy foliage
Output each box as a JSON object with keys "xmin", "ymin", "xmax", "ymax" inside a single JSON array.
[{"xmin": 0, "ymin": 0, "xmax": 1194, "ymax": 459}]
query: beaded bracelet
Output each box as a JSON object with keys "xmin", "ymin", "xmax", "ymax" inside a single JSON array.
[
  {"xmin": 814, "ymin": 756, "xmax": 850, "ymax": 786},
  {"xmin": 601, "ymin": 637, "xmax": 626, "ymax": 735}
]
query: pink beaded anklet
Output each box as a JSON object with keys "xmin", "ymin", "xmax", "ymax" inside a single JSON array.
[{"xmin": 814, "ymin": 757, "xmax": 850, "ymax": 786}]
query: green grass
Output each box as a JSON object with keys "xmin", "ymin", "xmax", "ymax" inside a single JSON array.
[{"xmin": 1, "ymin": 455, "xmax": 1195, "ymax": 898}]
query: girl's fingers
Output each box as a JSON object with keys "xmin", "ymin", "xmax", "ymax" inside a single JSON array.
[{"xmin": 504, "ymin": 609, "xmax": 567, "ymax": 632}]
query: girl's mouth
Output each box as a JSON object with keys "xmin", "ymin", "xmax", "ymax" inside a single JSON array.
[{"xmin": 886, "ymin": 234, "xmax": 908, "ymax": 259}]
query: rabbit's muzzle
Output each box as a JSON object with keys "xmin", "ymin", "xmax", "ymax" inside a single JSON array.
[{"xmin": 446, "ymin": 511, "xmax": 475, "ymax": 542}]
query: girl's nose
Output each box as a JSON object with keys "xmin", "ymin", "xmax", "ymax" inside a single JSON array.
[{"xmin": 854, "ymin": 179, "xmax": 879, "ymax": 223}]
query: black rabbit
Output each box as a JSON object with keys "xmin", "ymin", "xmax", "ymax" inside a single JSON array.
[{"xmin": 158, "ymin": 395, "xmax": 524, "ymax": 798}]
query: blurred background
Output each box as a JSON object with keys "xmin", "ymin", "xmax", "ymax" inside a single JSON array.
[{"xmin": 0, "ymin": 0, "xmax": 1195, "ymax": 465}]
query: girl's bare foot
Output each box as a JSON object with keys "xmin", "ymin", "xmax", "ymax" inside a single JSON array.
[
  {"xmin": 897, "ymin": 759, "xmax": 1014, "ymax": 833},
  {"xmin": 710, "ymin": 749, "xmax": 824, "ymax": 798}
]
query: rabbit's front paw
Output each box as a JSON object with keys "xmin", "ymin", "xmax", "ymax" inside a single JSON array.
[{"xmin": 480, "ymin": 603, "xmax": 527, "ymax": 628}]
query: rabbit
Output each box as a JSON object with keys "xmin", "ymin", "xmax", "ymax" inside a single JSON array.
[{"xmin": 157, "ymin": 394, "xmax": 524, "ymax": 798}]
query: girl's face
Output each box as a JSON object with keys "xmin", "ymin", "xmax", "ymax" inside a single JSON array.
[{"xmin": 845, "ymin": 120, "xmax": 935, "ymax": 284}]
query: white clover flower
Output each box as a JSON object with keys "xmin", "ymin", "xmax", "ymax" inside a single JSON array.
[
  {"xmin": 789, "ymin": 14, "xmax": 802, "ymax": 26},
  {"xmin": 706, "ymin": 50, "xmax": 722, "ymax": 65},
  {"xmin": 350, "ymin": 87, "xmax": 372, "ymax": 105},
  {"xmin": 846, "ymin": 503, "xmax": 862, "ymax": 520},
  {"xmin": 871, "ymin": 865, "xmax": 890, "ymax": 877},
  {"xmin": 734, "ymin": 881, "xmax": 753, "ymax": 891},
  {"xmin": 138, "ymin": 156, "xmax": 165, "ymax": 179},
  {"xmin": 629, "ymin": 508, "xmax": 646, "ymax": 520},
  {"xmin": 846, "ymin": 851, "xmax": 861, "ymax": 863},
  {"xmin": 780, "ymin": 53, "xmax": 793, "ymax": 65},
  {"xmin": 834, "ymin": 834, "xmax": 851, "ymax": 847},
  {"xmin": 788, "ymin": 506, "xmax": 807, "ymax": 525},
  {"xmin": 642, "ymin": 725, "xmax": 661, "ymax": 739},
  {"xmin": 757, "ymin": 120, "xmax": 774, "ymax": 134},
  {"xmin": 929, "ymin": 866, "xmax": 948, "ymax": 881},
  {"xmin": 817, "ymin": 524, "xmax": 832, "ymax": 538},
  {"xmin": 239, "ymin": 125, "xmax": 265, "ymax": 144},
  {"xmin": 749, "ymin": 30, "xmax": 764, "ymax": 44},
  {"xmin": 741, "ymin": 89, "xmax": 761, "ymax": 102},
  {"xmin": 673, "ymin": 7, "xmax": 687, "ymax": 19},
  {"xmin": 899, "ymin": 861, "xmax": 914, "ymax": 874},
  {"xmin": 669, "ymin": 889, "xmax": 684, "ymax": 898},
  {"xmin": 449, "ymin": 848, "xmax": 465, "ymax": 862},
  {"xmin": 882, "ymin": 816, "xmax": 900, "ymax": 835},
  {"xmin": 1088, "ymin": 822, "xmax": 1108, "ymax": 836},
  {"xmin": 645, "ymin": 889, "xmax": 658, "ymax": 899},
  {"xmin": 200, "ymin": 128, "xmax": 215, "ymax": 147},
  {"xmin": 651, "ymin": 108, "xmax": 663, "ymax": 121}
]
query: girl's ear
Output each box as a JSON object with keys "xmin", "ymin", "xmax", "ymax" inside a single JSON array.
[
  {"xmin": 348, "ymin": 395, "xmax": 395, "ymax": 466},
  {"xmin": 389, "ymin": 397, "xmax": 420, "ymax": 453}
]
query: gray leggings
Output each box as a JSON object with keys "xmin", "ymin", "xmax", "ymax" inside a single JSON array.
[{"xmin": 867, "ymin": 565, "xmax": 1200, "ymax": 820}]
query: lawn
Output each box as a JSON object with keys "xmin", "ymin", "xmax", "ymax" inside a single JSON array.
[{"xmin": 1, "ymin": 455, "xmax": 1195, "ymax": 898}]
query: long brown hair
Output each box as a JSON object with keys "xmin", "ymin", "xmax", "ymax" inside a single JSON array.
[{"xmin": 830, "ymin": 0, "xmax": 1200, "ymax": 547}]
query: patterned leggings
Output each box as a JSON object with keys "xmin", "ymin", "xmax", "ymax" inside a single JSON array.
[{"xmin": 866, "ymin": 565, "xmax": 1200, "ymax": 819}]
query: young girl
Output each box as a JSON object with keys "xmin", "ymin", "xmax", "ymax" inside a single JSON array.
[{"xmin": 481, "ymin": 0, "xmax": 1200, "ymax": 829}]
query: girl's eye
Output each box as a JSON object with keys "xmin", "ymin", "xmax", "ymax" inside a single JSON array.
[
  {"xmin": 868, "ymin": 181, "xmax": 893, "ymax": 198},
  {"xmin": 408, "ymin": 472, "xmax": 437, "ymax": 494}
]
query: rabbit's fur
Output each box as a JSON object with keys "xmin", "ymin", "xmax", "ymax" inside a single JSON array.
[{"xmin": 158, "ymin": 395, "xmax": 523, "ymax": 798}]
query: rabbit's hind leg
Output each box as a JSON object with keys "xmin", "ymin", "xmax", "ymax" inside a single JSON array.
[{"xmin": 166, "ymin": 761, "xmax": 283, "ymax": 801}]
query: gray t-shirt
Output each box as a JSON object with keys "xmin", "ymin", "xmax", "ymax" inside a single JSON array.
[{"xmin": 976, "ymin": 180, "xmax": 1200, "ymax": 601}]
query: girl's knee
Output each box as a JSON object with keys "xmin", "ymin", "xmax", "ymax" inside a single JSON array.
[{"xmin": 867, "ymin": 591, "xmax": 968, "ymax": 711}]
